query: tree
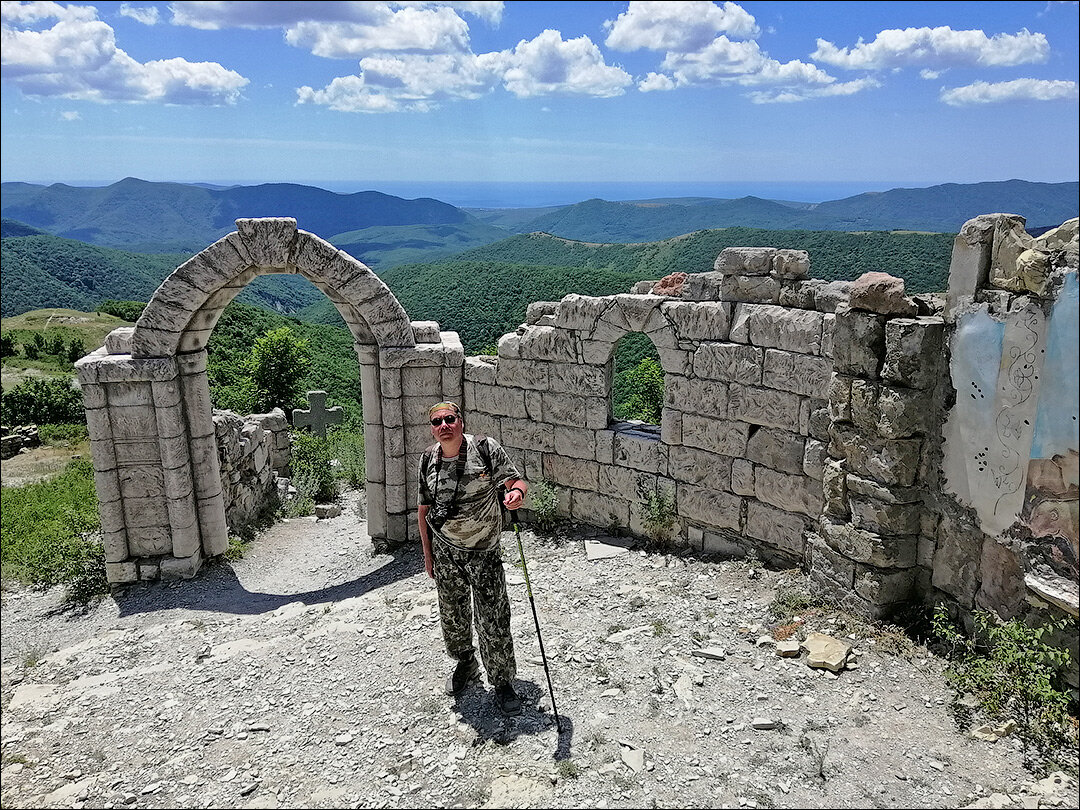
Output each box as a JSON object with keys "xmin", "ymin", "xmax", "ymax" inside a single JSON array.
[
  {"xmin": 1, "ymin": 377, "xmax": 85, "ymax": 425},
  {"xmin": 248, "ymin": 326, "xmax": 312, "ymax": 414},
  {"xmin": 0, "ymin": 333, "xmax": 16, "ymax": 358},
  {"xmin": 66, "ymin": 337, "xmax": 86, "ymax": 364},
  {"xmin": 617, "ymin": 358, "xmax": 664, "ymax": 424}
]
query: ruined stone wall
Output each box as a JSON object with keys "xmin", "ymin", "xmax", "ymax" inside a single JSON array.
[
  {"xmin": 462, "ymin": 247, "xmax": 850, "ymax": 567},
  {"xmin": 214, "ymin": 408, "xmax": 290, "ymax": 534}
]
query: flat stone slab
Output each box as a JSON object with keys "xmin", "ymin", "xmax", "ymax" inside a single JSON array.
[
  {"xmin": 585, "ymin": 537, "xmax": 633, "ymax": 560},
  {"xmin": 801, "ymin": 632, "xmax": 851, "ymax": 672}
]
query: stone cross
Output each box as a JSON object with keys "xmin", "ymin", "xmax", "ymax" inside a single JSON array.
[{"xmin": 292, "ymin": 390, "xmax": 344, "ymax": 438}]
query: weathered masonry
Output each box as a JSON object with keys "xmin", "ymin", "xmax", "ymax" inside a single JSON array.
[{"xmin": 80, "ymin": 215, "xmax": 1078, "ymax": 639}]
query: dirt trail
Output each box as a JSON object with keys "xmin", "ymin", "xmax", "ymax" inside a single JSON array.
[{"xmin": 1, "ymin": 491, "xmax": 1074, "ymax": 809}]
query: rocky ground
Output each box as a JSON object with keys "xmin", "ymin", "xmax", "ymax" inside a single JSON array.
[{"xmin": 1, "ymin": 490, "xmax": 1076, "ymax": 810}]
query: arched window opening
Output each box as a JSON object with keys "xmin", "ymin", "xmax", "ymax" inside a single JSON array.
[{"xmin": 610, "ymin": 332, "xmax": 664, "ymax": 430}]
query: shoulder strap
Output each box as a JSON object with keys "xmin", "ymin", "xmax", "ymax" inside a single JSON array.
[
  {"xmin": 419, "ymin": 443, "xmax": 439, "ymax": 501},
  {"xmin": 475, "ymin": 435, "xmax": 494, "ymax": 477}
]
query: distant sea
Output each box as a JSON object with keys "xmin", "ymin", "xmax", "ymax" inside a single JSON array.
[{"xmin": 300, "ymin": 180, "xmax": 934, "ymax": 209}]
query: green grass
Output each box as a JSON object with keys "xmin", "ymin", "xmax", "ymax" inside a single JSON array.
[{"xmin": 1, "ymin": 459, "xmax": 107, "ymax": 601}]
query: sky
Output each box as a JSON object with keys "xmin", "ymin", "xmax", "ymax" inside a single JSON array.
[{"xmin": 1, "ymin": 0, "xmax": 1078, "ymax": 201}]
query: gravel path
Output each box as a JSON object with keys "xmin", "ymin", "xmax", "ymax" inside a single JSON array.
[{"xmin": 1, "ymin": 490, "xmax": 1075, "ymax": 809}]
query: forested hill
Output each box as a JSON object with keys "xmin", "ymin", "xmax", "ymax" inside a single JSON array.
[
  {"xmin": 504, "ymin": 180, "xmax": 1079, "ymax": 243},
  {"xmin": 0, "ymin": 178, "xmax": 479, "ymax": 254},
  {"xmin": 0, "ymin": 233, "xmax": 325, "ymax": 318},
  {"xmin": 300, "ymin": 228, "xmax": 954, "ymax": 354}
]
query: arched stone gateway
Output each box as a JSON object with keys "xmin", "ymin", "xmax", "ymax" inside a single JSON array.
[{"xmin": 76, "ymin": 218, "xmax": 463, "ymax": 584}]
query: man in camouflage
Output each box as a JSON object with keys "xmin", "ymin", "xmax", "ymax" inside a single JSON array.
[{"xmin": 418, "ymin": 401, "xmax": 529, "ymax": 716}]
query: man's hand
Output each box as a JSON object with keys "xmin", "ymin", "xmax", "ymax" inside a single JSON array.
[
  {"xmin": 502, "ymin": 482, "xmax": 527, "ymax": 512},
  {"xmin": 424, "ymin": 550, "xmax": 434, "ymax": 579}
]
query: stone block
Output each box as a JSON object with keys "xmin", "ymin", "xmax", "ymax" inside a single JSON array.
[
  {"xmin": 541, "ymin": 392, "xmax": 607, "ymax": 429},
  {"xmin": 701, "ymin": 530, "xmax": 750, "ymax": 558},
  {"xmin": 676, "ymin": 484, "xmax": 742, "ymax": 531},
  {"xmin": 727, "ymin": 384, "xmax": 801, "ymax": 432},
  {"xmin": 745, "ymin": 427, "xmax": 806, "ymax": 474},
  {"xmin": 715, "ymin": 247, "xmax": 776, "ymax": 275},
  {"xmin": 614, "ymin": 431, "xmax": 666, "ymax": 474},
  {"xmin": 814, "ymin": 280, "xmax": 851, "ymax": 313},
  {"xmin": 721, "ymin": 275, "xmax": 780, "ymax": 304},
  {"xmin": 682, "ymin": 271, "xmax": 724, "ymax": 302},
  {"xmin": 681, "ymin": 414, "xmax": 751, "ymax": 456},
  {"xmin": 988, "ymin": 214, "xmax": 1036, "ymax": 293},
  {"xmin": 772, "ymin": 249, "xmax": 810, "ymax": 280},
  {"xmin": 664, "ymin": 376, "xmax": 728, "ymax": 417},
  {"xmin": 827, "ymin": 373, "xmax": 853, "ymax": 424},
  {"xmin": 820, "ymin": 519, "xmax": 917, "ymax": 568},
  {"xmin": 808, "ymin": 403, "xmax": 831, "ymax": 442},
  {"xmin": 803, "ymin": 439, "xmax": 828, "ymax": 480},
  {"xmin": 497, "ymin": 332, "xmax": 521, "ymax": 359},
  {"xmin": 547, "ymin": 425, "xmax": 591, "ymax": 459},
  {"xmin": 762, "ymin": 349, "xmax": 830, "ymax": 398},
  {"xmin": 668, "ymin": 446, "xmax": 732, "ymax": 490},
  {"xmin": 693, "ymin": 343, "xmax": 763, "ymax": 385},
  {"xmin": 931, "ymin": 514, "xmax": 981, "ymax": 605},
  {"xmin": 401, "ymin": 366, "xmax": 443, "ymax": 397},
  {"xmin": 829, "ymin": 426, "xmax": 922, "ymax": 487},
  {"xmin": 845, "ymin": 474, "xmax": 922, "ymax": 504},
  {"xmin": 849, "ymin": 379, "xmax": 880, "ymax": 433},
  {"xmin": 465, "ymin": 383, "xmax": 526, "ymax": 418},
  {"xmin": 731, "ymin": 458, "xmax": 755, "ymax": 496},
  {"xmin": 745, "ymin": 500, "xmax": 807, "ymax": 557},
  {"xmin": 555, "ymin": 294, "xmax": 611, "ymax": 331},
  {"xmin": 917, "ymin": 532, "xmax": 936, "ymax": 569},
  {"xmin": 778, "ymin": 279, "xmax": 823, "ymax": 309},
  {"xmin": 159, "ymin": 553, "xmax": 204, "ymax": 580},
  {"xmin": 854, "ymin": 564, "xmax": 915, "ymax": 605},
  {"xmin": 831, "ymin": 309, "xmax": 884, "ymax": 378},
  {"xmin": 807, "ymin": 533, "xmax": 855, "ymax": 589},
  {"xmin": 657, "ymin": 347, "xmax": 692, "ymax": 375},
  {"xmin": 594, "ymin": 430, "xmax": 615, "ymax": 465},
  {"xmin": 847, "ymin": 272, "xmax": 917, "ymax": 317},
  {"xmin": 464, "ymin": 356, "xmax": 497, "ymax": 385},
  {"xmin": 754, "ymin": 467, "xmax": 823, "ymax": 517},
  {"xmin": 547, "ymin": 363, "xmax": 607, "ymax": 397},
  {"xmin": 661, "ymin": 408, "xmax": 682, "ymax": 444},
  {"xmin": 118, "ymin": 466, "xmax": 165, "ymax": 501},
  {"xmin": 598, "ymin": 465, "xmax": 656, "ymax": 500},
  {"xmin": 110, "ymin": 404, "xmax": 159, "ymax": 439},
  {"xmin": 877, "ymin": 385, "xmax": 926, "ymax": 439},
  {"xmin": 975, "ymin": 538, "xmax": 1025, "ymax": 619},
  {"xmin": 745, "ymin": 305, "xmax": 824, "ymax": 355},
  {"xmin": 526, "ymin": 301, "xmax": 559, "ymax": 324},
  {"xmin": 882, "ymin": 318, "xmax": 944, "ymax": 390},
  {"xmin": 500, "ymin": 418, "xmax": 555, "ymax": 453},
  {"xmin": 496, "ymin": 358, "xmax": 551, "ymax": 391},
  {"xmin": 849, "ymin": 496, "xmax": 922, "ymax": 535},
  {"xmin": 944, "ymin": 215, "xmax": 996, "ymax": 322},
  {"xmin": 614, "ymin": 294, "xmax": 666, "ymax": 333},
  {"xmin": 572, "ymin": 490, "xmax": 629, "ymax": 529},
  {"xmin": 820, "ymin": 313, "xmax": 835, "ymax": 358},
  {"xmin": 127, "ymin": 524, "xmax": 171, "ymax": 557},
  {"xmin": 106, "ymin": 382, "xmax": 153, "ymax": 408},
  {"xmin": 105, "ymin": 561, "xmax": 138, "ymax": 585},
  {"xmin": 411, "ymin": 320, "xmax": 441, "ymax": 343},
  {"xmin": 660, "ymin": 301, "xmax": 732, "ymax": 341},
  {"xmin": 542, "ymin": 455, "xmax": 600, "ymax": 491}
]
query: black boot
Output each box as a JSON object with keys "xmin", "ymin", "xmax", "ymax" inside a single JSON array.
[
  {"xmin": 445, "ymin": 656, "xmax": 479, "ymax": 695},
  {"xmin": 494, "ymin": 682, "xmax": 521, "ymax": 716}
]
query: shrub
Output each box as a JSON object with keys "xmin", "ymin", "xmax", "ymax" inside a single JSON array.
[
  {"xmin": 529, "ymin": 479, "xmax": 560, "ymax": 532},
  {"xmin": 96, "ymin": 300, "xmax": 147, "ymax": 322},
  {"xmin": 65, "ymin": 337, "xmax": 86, "ymax": 364},
  {"xmin": 1, "ymin": 459, "xmax": 107, "ymax": 602},
  {"xmin": 931, "ymin": 606, "xmax": 1077, "ymax": 759},
  {"xmin": 0, "ymin": 333, "xmax": 16, "ymax": 357},
  {"xmin": 1, "ymin": 377, "xmax": 85, "ymax": 425},
  {"xmin": 290, "ymin": 430, "xmax": 335, "ymax": 504},
  {"xmin": 38, "ymin": 423, "xmax": 89, "ymax": 446},
  {"xmin": 329, "ymin": 426, "xmax": 366, "ymax": 489},
  {"xmin": 639, "ymin": 488, "xmax": 677, "ymax": 547}
]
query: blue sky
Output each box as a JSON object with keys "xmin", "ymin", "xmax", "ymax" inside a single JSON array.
[{"xmin": 2, "ymin": 1, "xmax": 1078, "ymax": 197}]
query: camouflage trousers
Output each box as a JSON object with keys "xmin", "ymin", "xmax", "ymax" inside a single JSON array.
[{"xmin": 432, "ymin": 535, "xmax": 517, "ymax": 687}]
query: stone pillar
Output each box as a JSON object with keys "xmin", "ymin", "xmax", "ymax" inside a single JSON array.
[
  {"xmin": 814, "ymin": 274, "xmax": 945, "ymax": 618},
  {"xmin": 357, "ymin": 343, "xmax": 387, "ymax": 544},
  {"xmin": 178, "ymin": 351, "xmax": 229, "ymax": 561}
]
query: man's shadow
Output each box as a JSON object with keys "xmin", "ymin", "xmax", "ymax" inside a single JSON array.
[
  {"xmin": 110, "ymin": 544, "xmax": 421, "ymax": 618},
  {"xmin": 451, "ymin": 677, "xmax": 574, "ymax": 761}
]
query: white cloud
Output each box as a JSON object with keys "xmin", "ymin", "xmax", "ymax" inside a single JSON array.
[
  {"xmin": 604, "ymin": 1, "xmax": 759, "ymax": 52},
  {"xmin": 638, "ymin": 71, "xmax": 676, "ymax": 92},
  {"xmin": 297, "ymin": 51, "xmax": 499, "ymax": 112},
  {"xmin": 747, "ymin": 77, "xmax": 880, "ymax": 103},
  {"xmin": 1, "ymin": 2, "xmax": 248, "ymax": 104},
  {"xmin": 919, "ymin": 68, "xmax": 942, "ymax": 80},
  {"xmin": 285, "ymin": 6, "xmax": 472, "ymax": 58},
  {"xmin": 940, "ymin": 78, "xmax": 1078, "ymax": 106},
  {"xmin": 170, "ymin": 1, "xmax": 502, "ymax": 30},
  {"xmin": 488, "ymin": 29, "xmax": 633, "ymax": 98},
  {"xmin": 119, "ymin": 4, "xmax": 160, "ymax": 25},
  {"xmin": 659, "ymin": 35, "xmax": 835, "ymax": 88},
  {"xmin": 812, "ymin": 26, "xmax": 1050, "ymax": 70},
  {"xmin": 60, "ymin": 110, "xmax": 80, "ymax": 120}
]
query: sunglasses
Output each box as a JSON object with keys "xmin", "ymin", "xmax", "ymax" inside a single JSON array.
[{"xmin": 430, "ymin": 414, "xmax": 458, "ymax": 427}]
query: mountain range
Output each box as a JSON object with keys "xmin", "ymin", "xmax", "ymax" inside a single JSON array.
[{"xmin": 2, "ymin": 178, "xmax": 1076, "ymax": 261}]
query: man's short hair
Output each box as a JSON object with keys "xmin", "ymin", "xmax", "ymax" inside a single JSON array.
[{"xmin": 428, "ymin": 401, "xmax": 461, "ymax": 417}]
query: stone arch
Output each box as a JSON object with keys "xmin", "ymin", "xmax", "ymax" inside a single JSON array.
[{"xmin": 76, "ymin": 218, "xmax": 461, "ymax": 585}]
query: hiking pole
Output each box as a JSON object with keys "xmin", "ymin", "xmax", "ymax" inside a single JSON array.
[{"xmin": 511, "ymin": 512, "xmax": 562, "ymax": 733}]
